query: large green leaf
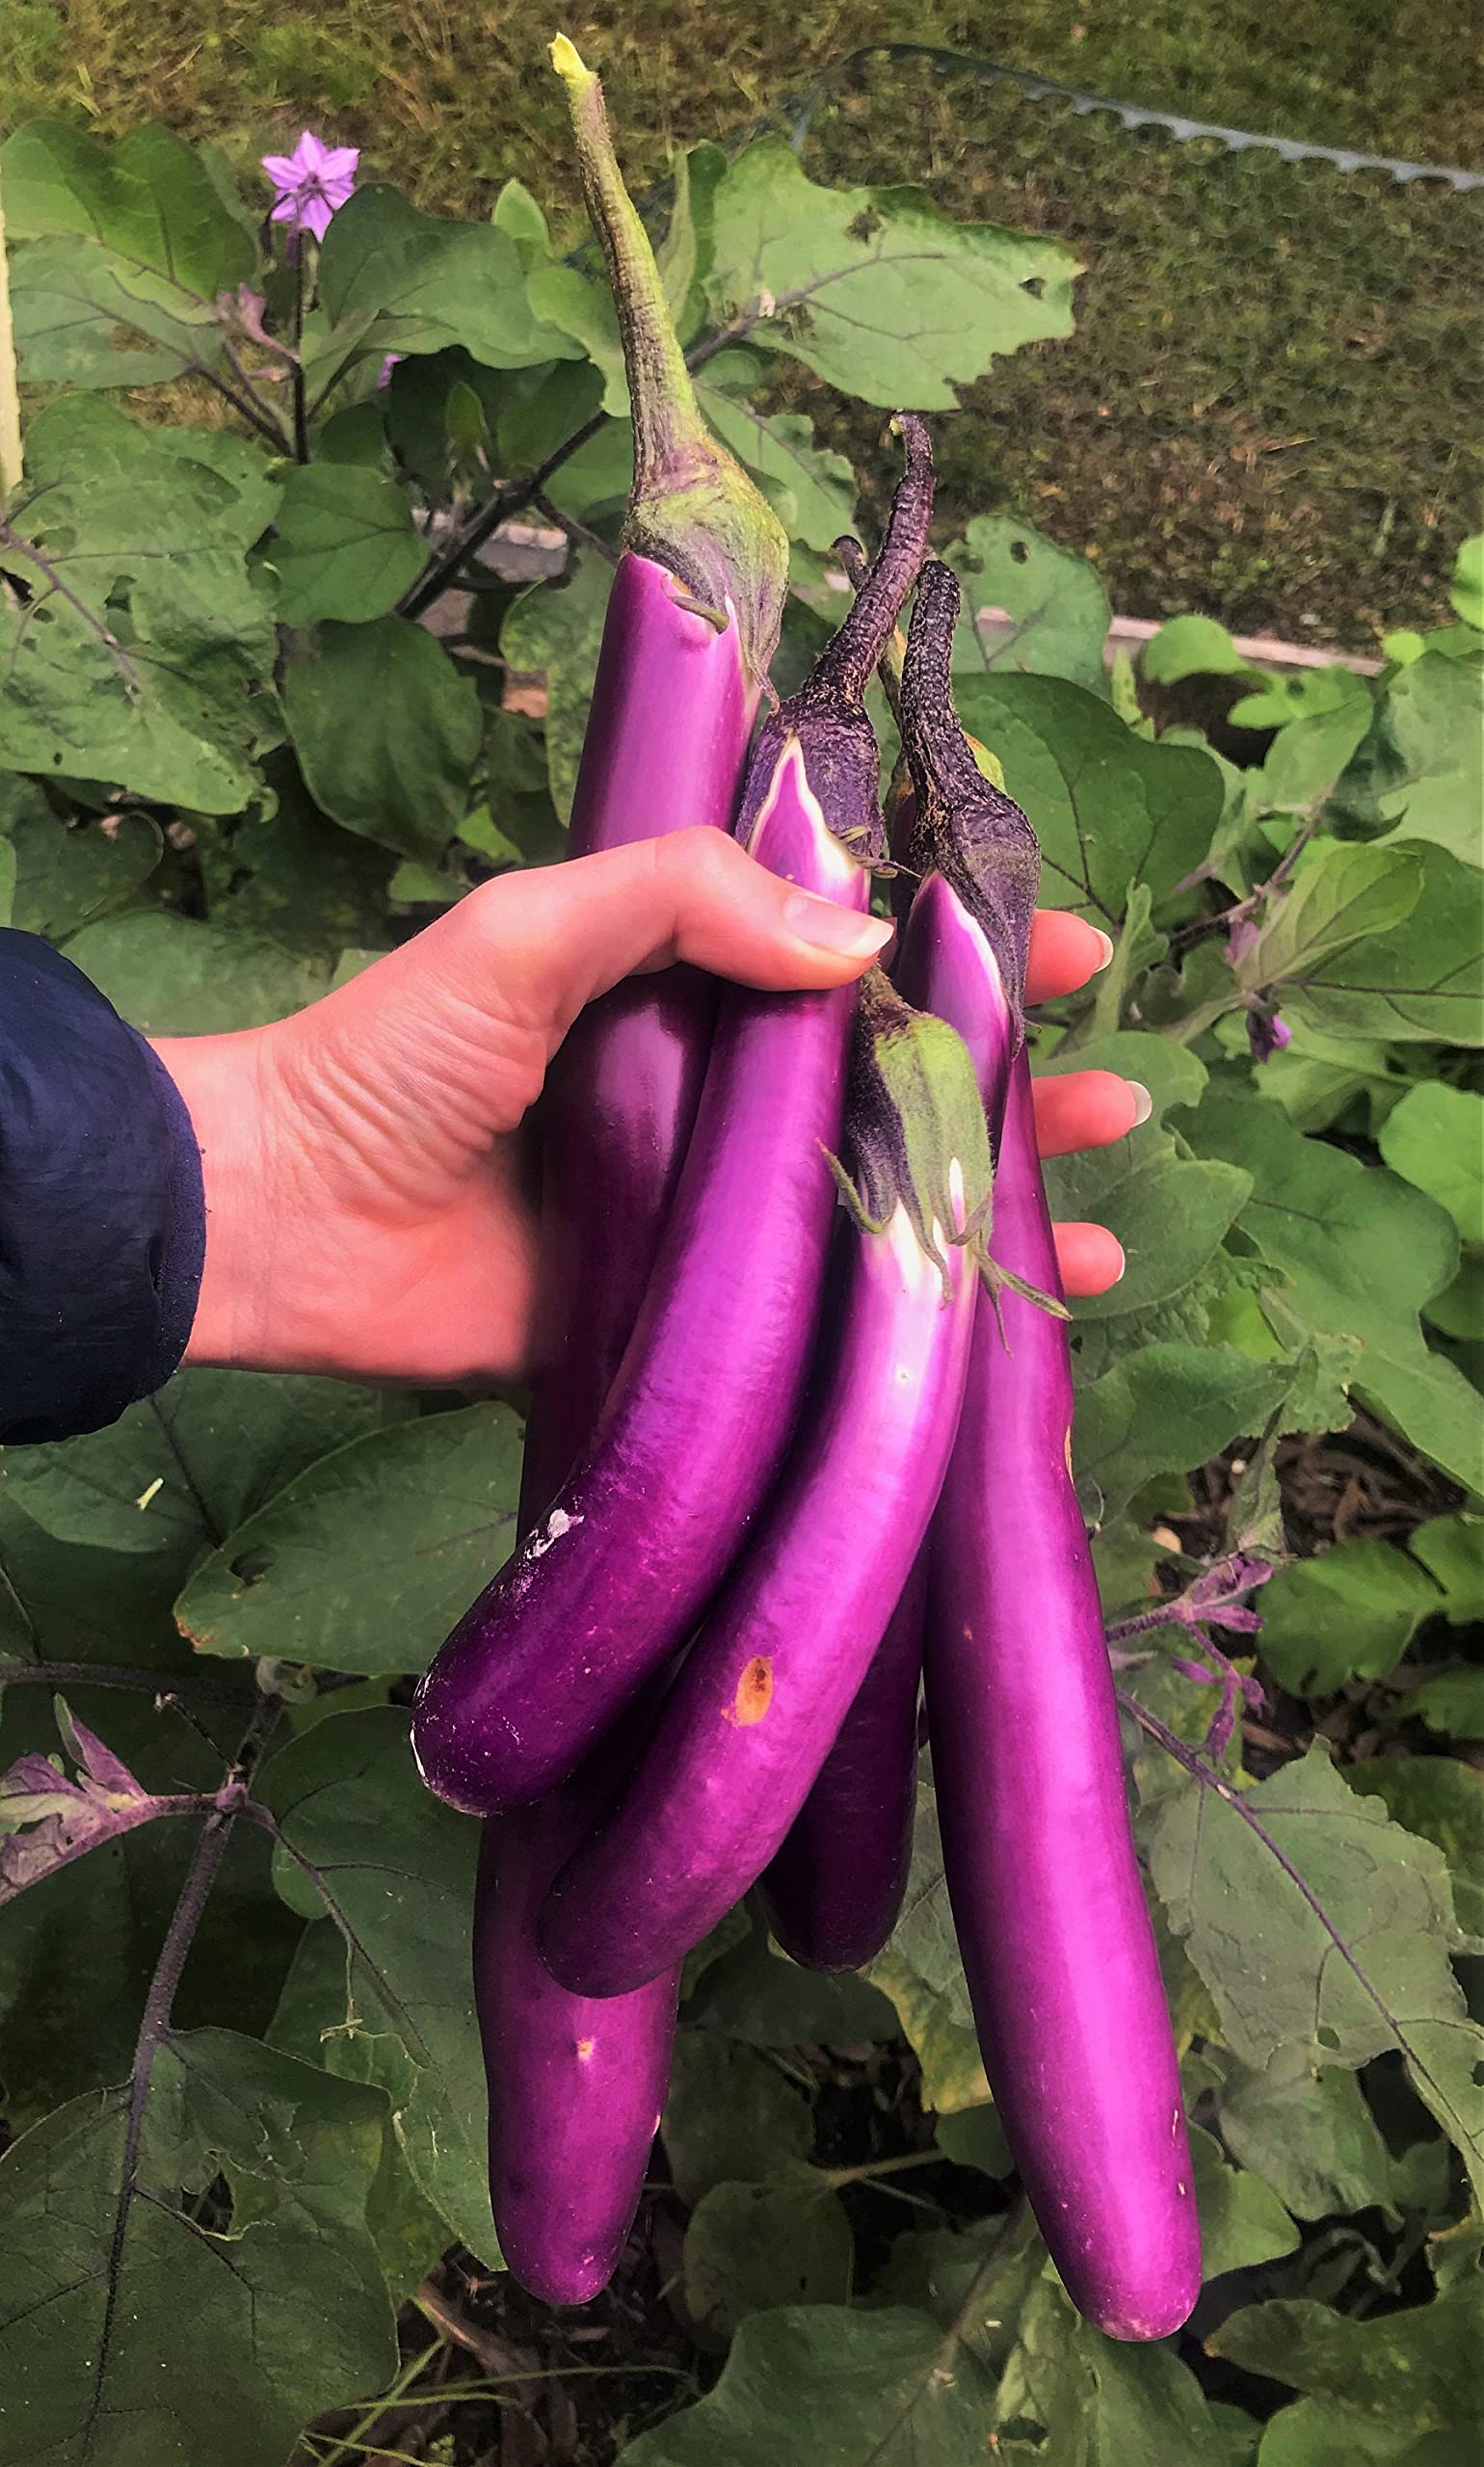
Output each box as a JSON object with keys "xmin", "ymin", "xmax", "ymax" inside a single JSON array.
[
  {"xmin": 1210, "ymin": 2280, "xmax": 1484, "ymax": 2440},
  {"xmin": 952, "ymin": 674, "xmax": 1224, "ymax": 924},
  {"xmin": 0, "ymin": 788, "xmax": 159, "ymax": 940},
  {"xmin": 1379, "ymin": 1083, "xmax": 1484, "ymax": 1246},
  {"xmin": 1369, "ymin": 650, "xmax": 1484, "ymax": 862},
  {"xmin": 258, "ymin": 1707, "xmax": 493, "ymax": 2263},
  {"xmin": 282, "ymin": 615, "xmax": 482, "ymax": 856},
  {"xmin": 1040, "ymin": 1032, "xmax": 1249, "ymax": 1324},
  {"xmin": 683, "ymin": 2176, "xmax": 854, "ymax": 2343},
  {"xmin": 0, "ymin": 2027, "xmax": 394, "ymax": 2467},
  {"xmin": 661, "ymin": 2031, "xmax": 813, "ymax": 2210},
  {"xmin": 618, "ymin": 2302, "xmax": 998, "ymax": 2463},
  {"xmin": 1232, "ymin": 843, "xmax": 1422, "ymax": 1000},
  {"xmin": 702, "ymin": 142, "xmax": 1075, "ymax": 408},
  {"xmin": 0, "ymin": 1367, "xmax": 386, "ymax": 1579},
  {"xmin": 62, "ymin": 910, "xmax": 332, "ymax": 1032},
  {"xmin": 175, "ymin": 1403, "xmax": 522, "ymax": 1673},
  {"xmin": 1, "ymin": 120, "xmax": 256, "ymax": 388},
  {"xmin": 1074, "ymin": 1344, "xmax": 1286, "ymax": 1525},
  {"xmin": 1255, "ymin": 1538, "xmax": 1445, "ymax": 1697},
  {"xmin": 500, "ymin": 553, "xmax": 615, "ymax": 824},
  {"xmin": 1348, "ymin": 1758, "xmax": 1484, "ymax": 1945},
  {"xmin": 695, "ymin": 351, "xmax": 856, "ymax": 554},
  {"xmin": 0, "ymin": 398, "xmax": 281, "ymax": 811},
  {"xmin": 310, "ymin": 183, "xmax": 581, "ymax": 389},
  {"xmin": 261, "ymin": 464, "xmax": 427, "ymax": 625},
  {"xmin": 1186, "ymin": 1088, "xmax": 1482, "ymax": 1496},
  {"xmin": 996, "ymin": 2275, "xmax": 1229, "ymax": 2463},
  {"xmin": 1219, "ymin": 2050, "xmax": 1409, "ymax": 2223},
  {"xmin": 946, "ymin": 515, "xmax": 1111, "ymax": 698},
  {"xmin": 867, "ymin": 1764, "xmax": 989, "ymax": 2114},
  {"xmin": 1187, "ymin": 2126, "xmax": 1299, "ymax": 2279},
  {"xmin": 1278, "ymin": 847, "xmax": 1483, "ymax": 1048},
  {"xmin": 1148, "ymin": 1743, "xmax": 1484, "ymax": 2203}
]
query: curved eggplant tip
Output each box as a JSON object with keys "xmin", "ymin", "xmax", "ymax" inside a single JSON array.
[
  {"xmin": 494, "ymin": 2214, "xmax": 623, "ymax": 2307},
  {"xmin": 1065, "ymin": 2231, "xmax": 1203, "ymax": 2344}
]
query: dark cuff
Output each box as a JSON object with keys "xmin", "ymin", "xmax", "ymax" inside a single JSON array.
[{"xmin": 0, "ymin": 929, "xmax": 207, "ymax": 1445}]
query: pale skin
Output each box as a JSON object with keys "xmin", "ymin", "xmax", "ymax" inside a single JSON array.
[{"xmin": 155, "ymin": 829, "xmax": 1139, "ymax": 1389}]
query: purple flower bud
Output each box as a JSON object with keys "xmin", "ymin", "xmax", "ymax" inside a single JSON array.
[
  {"xmin": 1246, "ymin": 1006, "xmax": 1291, "ymax": 1064},
  {"xmin": 261, "ymin": 130, "xmax": 359, "ymax": 244},
  {"xmin": 378, "ymin": 354, "xmax": 404, "ymax": 390}
]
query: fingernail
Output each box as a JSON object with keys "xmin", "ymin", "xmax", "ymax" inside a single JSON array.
[
  {"xmin": 1126, "ymin": 1080, "xmax": 1153, "ymax": 1127},
  {"xmin": 784, "ymin": 892, "xmax": 893, "ymax": 958},
  {"xmin": 1109, "ymin": 1239, "xmax": 1126, "ymax": 1284},
  {"xmin": 1091, "ymin": 929, "xmax": 1116, "ymax": 972}
]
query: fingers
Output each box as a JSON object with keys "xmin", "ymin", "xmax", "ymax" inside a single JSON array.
[
  {"xmin": 1026, "ymin": 911, "xmax": 1113, "ymax": 1006},
  {"xmin": 1033, "ymin": 1070, "xmax": 1151, "ymax": 1159},
  {"xmin": 1053, "ymin": 1221, "xmax": 1126, "ymax": 1297},
  {"xmin": 445, "ymin": 829, "xmax": 893, "ymax": 1036}
]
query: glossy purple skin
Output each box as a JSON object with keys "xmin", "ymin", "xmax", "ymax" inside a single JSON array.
[
  {"xmin": 757, "ymin": 1555, "xmax": 927, "ymax": 1972},
  {"xmin": 472, "ymin": 560, "xmax": 754, "ymax": 2303},
  {"xmin": 919, "ymin": 889, "xmax": 1202, "ymax": 2342},
  {"xmin": 569, "ymin": 552, "xmax": 755, "ymax": 860},
  {"xmin": 540, "ymin": 1203, "xmax": 978, "ymax": 2000},
  {"xmin": 412, "ymin": 747, "xmax": 867, "ymax": 1815}
]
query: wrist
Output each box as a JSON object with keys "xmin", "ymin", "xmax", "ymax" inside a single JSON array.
[{"xmin": 148, "ymin": 1028, "xmax": 278, "ymax": 1370}]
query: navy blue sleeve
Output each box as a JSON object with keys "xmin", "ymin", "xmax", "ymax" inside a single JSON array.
[{"xmin": 0, "ymin": 928, "xmax": 206, "ymax": 1445}]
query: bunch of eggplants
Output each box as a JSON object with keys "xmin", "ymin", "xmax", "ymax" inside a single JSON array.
[{"xmin": 411, "ymin": 40, "xmax": 1201, "ymax": 2339}]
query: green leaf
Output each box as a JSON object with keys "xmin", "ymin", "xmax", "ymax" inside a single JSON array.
[
  {"xmin": 62, "ymin": 910, "xmax": 332, "ymax": 1032},
  {"xmin": 946, "ymin": 515, "xmax": 1111, "ymax": 697},
  {"xmin": 0, "ymin": 836, "xmax": 13, "ymax": 926},
  {"xmin": 1074, "ymin": 1344, "xmax": 1286, "ymax": 1525},
  {"xmin": 1143, "ymin": 614, "xmax": 1253, "ymax": 684},
  {"xmin": 1409, "ymin": 1670, "xmax": 1484, "ymax": 1742},
  {"xmin": 283, "ymin": 615, "xmax": 482, "ymax": 856},
  {"xmin": 1233, "ymin": 844, "xmax": 1422, "ymax": 998},
  {"xmin": 661, "ymin": 2032, "xmax": 812, "ymax": 2210},
  {"xmin": 1348, "ymin": 1759, "xmax": 1484, "ymax": 1945},
  {"xmin": 934, "ymin": 2102, "xmax": 1014, "ymax": 2178},
  {"xmin": 867, "ymin": 1764, "xmax": 989, "ymax": 2114},
  {"xmin": 0, "ymin": 788, "xmax": 159, "ymax": 939},
  {"xmin": 0, "ymin": 1367, "xmax": 387, "ymax": 1575},
  {"xmin": 1220, "ymin": 2050, "xmax": 1407, "ymax": 2222},
  {"xmin": 1148, "ymin": 1741, "xmax": 1484, "ymax": 2204},
  {"xmin": 197, "ymin": 779, "xmax": 396, "ymax": 957},
  {"xmin": 695, "ymin": 352, "xmax": 856, "ymax": 554},
  {"xmin": 1410, "ymin": 1515, "xmax": 1484, "ymax": 1622},
  {"xmin": 0, "ymin": 397, "xmax": 282, "ymax": 811},
  {"xmin": 262, "ymin": 463, "xmax": 427, "ymax": 624},
  {"xmin": 258, "ymin": 1707, "xmax": 494, "ymax": 2263},
  {"xmin": 1210, "ymin": 2279, "xmax": 1484, "ymax": 2437},
  {"xmin": 1187, "ymin": 2125, "xmax": 1299, "ymax": 2278},
  {"xmin": 1279, "ymin": 847, "xmax": 1484, "ymax": 1048},
  {"xmin": 1371, "ymin": 650, "xmax": 1484, "ymax": 862},
  {"xmin": 1258, "ymin": 2402, "xmax": 1472, "ymax": 2467},
  {"xmin": 1186, "ymin": 1088, "xmax": 1482, "ymax": 1496},
  {"xmin": 175, "ymin": 1403, "xmax": 522, "ymax": 1673},
  {"xmin": 1257, "ymin": 686, "xmax": 1374, "ymax": 812},
  {"xmin": 1450, "ymin": 535, "xmax": 1484, "ymax": 631},
  {"xmin": 997, "ymin": 2275, "xmax": 1228, "ymax": 2463},
  {"xmin": 0, "ymin": 2027, "xmax": 395, "ymax": 2467},
  {"xmin": 311, "ymin": 183, "xmax": 582, "ymax": 388},
  {"xmin": 618, "ymin": 2303, "xmax": 995, "ymax": 2464},
  {"xmin": 952, "ymin": 674, "xmax": 1224, "ymax": 925},
  {"xmin": 500, "ymin": 553, "xmax": 615, "ymax": 824},
  {"xmin": 1379, "ymin": 1084, "xmax": 1484, "ymax": 1247},
  {"xmin": 702, "ymin": 142, "xmax": 1075, "ymax": 409},
  {"xmin": 683, "ymin": 2174, "xmax": 853, "ymax": 2342},
  {"xmin": 685, "ymin": 1923, "xmax": 896, "ymax": 2049},
  {"xmin": 1256, "ymin": 1538, "xmax": 1444, "ymax": 1696},
  {"xmin": 1, "ymin": 120, "xmax": 256, "ymax": 388},
  {"xmin": 1040, "ymin": 1033, "xmax": 1249, "ymax": 1324}
]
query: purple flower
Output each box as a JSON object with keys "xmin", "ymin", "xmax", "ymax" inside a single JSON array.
[
  {"xmin": 1247, "ymin": 1006, "xmax": 1291, "ymax": 1064},
  {"xmin": 261, "ymin": 130, "xmax": 359, "ymax": 244},
  {"xmin": 377, "ymin": 354, "xmax": 404, "ymax": 390}
]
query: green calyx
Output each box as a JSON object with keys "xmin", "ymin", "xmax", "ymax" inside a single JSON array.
[
  {"xmin": 550, "ymin": 37, "xmax": 787, "ymax": 687},
  {"xmin": 826, "ymin": 967, "xmax": 995, "ymax": 1296}
]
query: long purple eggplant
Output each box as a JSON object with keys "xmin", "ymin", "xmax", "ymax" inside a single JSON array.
[
  {"xmin": 757, "ymin": 1560, "xmax": 926, "ymax": 1972},
  {"xmin": 541, "ymin": 963, "xmax": 994, "ymax": 1999},
  {"xmin": 412, "ymin": 420, "xmax": 935, "ymax": 1817},
  {"xmin": 471, "ymin": 44, "xmax": 786, "ymax": 2305},
  {"xmin": 900, "ymin": 567, "xmax": 1203, "ymax": 2340}
]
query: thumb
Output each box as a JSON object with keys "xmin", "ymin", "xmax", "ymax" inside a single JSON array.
[{"xmin": 436, "ymin": 826, "xmax": 893, "ymax": 1039}]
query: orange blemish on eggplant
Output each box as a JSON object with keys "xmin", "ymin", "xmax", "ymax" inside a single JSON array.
[{"xmin": 725, "ymin": 1657, "xmax": 773, "ymax": 1725}]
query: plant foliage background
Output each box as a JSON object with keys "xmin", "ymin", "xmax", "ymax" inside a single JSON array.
[{"xmin": 0, "ymin": 86, "xmax": 1481, "ymax": 2467}]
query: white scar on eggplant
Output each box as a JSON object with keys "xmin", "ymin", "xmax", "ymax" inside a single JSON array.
[{"xmin": 529, "ymin": 1508, "xmax": 585, "ymax": 1559}]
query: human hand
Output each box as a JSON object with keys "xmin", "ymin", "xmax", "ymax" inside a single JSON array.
[{"xmin": 156, "ymin": 831, "xmax": 1139, "ymax": 1386}]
